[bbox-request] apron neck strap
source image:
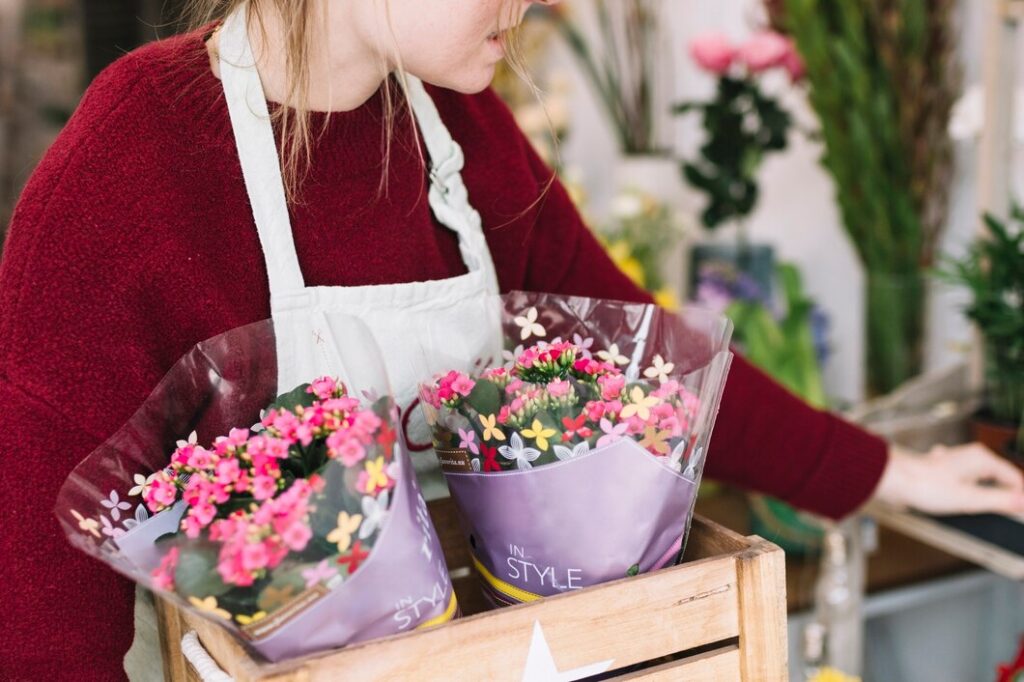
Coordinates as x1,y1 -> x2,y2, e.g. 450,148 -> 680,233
219,5 -> 305,293
218,3 -> 498,299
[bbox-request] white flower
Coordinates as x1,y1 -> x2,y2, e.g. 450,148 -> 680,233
553,441 -> 590,461
133,504 -> 150,524
513,307 -> 546,341
100,491 -> 132,521
498,432 -> 541,470
176,431 -> 198,449
127,472 -> 157,497
471,457 -> 481,472
596,343 -> 629,366
643,354 -> 675,384
611,190 -> 644,220
502,344 -> 526,367
359,491 -> 390,540
668,439 -> 687,471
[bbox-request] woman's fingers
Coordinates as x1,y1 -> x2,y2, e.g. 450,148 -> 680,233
876,444 -> 1024,516
933,443 -> 1024,491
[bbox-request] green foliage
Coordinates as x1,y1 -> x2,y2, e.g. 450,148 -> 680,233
781,0 -> 957,273
783,0 -> 957,394
939,208 -> 1024,423
537,1 -> 662,153
727,264 -> 827,408
674,77 -> 792,230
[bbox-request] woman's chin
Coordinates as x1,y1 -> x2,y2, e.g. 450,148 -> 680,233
429,64 -> 498,95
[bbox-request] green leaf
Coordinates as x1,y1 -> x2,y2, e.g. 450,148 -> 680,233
267,383 -> 316,413
465,380 -> 501,418
175,545 -> 231,598
626,563 -> 640,577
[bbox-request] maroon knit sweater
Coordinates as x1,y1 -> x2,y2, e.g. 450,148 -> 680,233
0,31 -> 887,681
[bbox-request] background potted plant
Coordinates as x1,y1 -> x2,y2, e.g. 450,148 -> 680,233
940,208 -> 1024,462
674,30 -> 801,298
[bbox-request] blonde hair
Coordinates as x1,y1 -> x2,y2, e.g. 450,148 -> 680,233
183,0 -> 552,209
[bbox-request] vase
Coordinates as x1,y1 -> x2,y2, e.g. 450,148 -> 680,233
612,153 -> 682,205
864,270 -> 926,397
611,153 -> 688,298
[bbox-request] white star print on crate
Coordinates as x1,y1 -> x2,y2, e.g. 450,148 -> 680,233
520,621 -> 614,681
498,432 -> 541,470
514,307 -> 546,340
596,343 -> 628,366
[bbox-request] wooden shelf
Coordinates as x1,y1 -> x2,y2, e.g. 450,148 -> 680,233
694,488 -> 973,613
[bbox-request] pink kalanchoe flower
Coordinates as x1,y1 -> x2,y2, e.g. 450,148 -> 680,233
690,32 -> 736,74
308,376 -> 338,401
146,476 -> 178,512
583,400 -> 606,422
241,542 -> 271,573
547,379 -> 571,399
282,521 -> 313,552
598,374 -> 626,401
151,547 -> 179,590
252,475 -> 278,501
738,31 -> 791,73
451,374 -> 475,397
327,432 -> 367,467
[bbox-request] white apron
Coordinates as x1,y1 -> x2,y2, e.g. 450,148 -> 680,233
125,5 -> 502,677
219,4 -> 503,497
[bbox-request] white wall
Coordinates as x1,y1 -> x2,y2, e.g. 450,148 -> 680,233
554,0 -> 1012,406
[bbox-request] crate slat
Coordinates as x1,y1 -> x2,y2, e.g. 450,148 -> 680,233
161,511 -> 787,681
615,645 -> 742,681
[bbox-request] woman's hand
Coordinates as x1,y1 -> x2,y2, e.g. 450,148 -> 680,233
873,443 -> 1024,516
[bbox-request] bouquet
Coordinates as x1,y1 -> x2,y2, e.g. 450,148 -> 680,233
419,292 -> 733,605
57,319 -> 456,662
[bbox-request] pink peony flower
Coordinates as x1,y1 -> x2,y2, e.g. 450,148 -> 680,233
738,31 -> 791,73
690,32 -> 736,74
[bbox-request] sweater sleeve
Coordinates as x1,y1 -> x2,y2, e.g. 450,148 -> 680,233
516,136 -> 889,520
0,378 -> 136,682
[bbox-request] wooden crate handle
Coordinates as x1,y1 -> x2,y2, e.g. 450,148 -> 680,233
734,539 -> 788,681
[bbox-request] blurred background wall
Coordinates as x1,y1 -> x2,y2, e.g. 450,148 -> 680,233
1,0 -> 1022,406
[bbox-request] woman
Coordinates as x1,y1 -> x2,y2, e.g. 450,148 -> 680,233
1,1 -> 1021,679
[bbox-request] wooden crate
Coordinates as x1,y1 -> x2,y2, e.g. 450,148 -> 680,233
157,499 -> 787,681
